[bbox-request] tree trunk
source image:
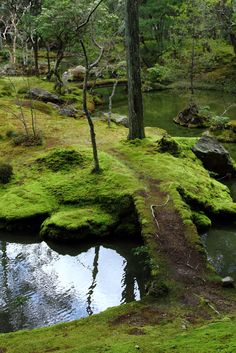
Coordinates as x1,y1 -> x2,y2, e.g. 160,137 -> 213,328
230,33 -> 236,55
33,35 -> 39,76
125,0 -> 145,140
190,35 -> 195,96
45,44 -> 52,79
83,68 -> 100,173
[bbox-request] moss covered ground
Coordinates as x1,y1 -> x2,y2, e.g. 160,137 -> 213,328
1,300 -> 236,353
0,77 -> 236,351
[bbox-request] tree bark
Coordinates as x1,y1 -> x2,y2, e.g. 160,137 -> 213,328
125,0 -> 145,140
80,40 -> 100,173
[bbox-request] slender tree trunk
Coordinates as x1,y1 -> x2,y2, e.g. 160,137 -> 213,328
190,35 -> 195,96
125,0 -> 145,140
12,32 -> 17,65
108,80 -> 118,127
230,33 -> 236,55
33,35 -> 39,76
83,69 -> 100,173
45,44 -> 52,79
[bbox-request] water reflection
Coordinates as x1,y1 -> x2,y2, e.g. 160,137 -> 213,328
99,87 -> 236,137
0,233 -> 148,333
203,226 -> 236,280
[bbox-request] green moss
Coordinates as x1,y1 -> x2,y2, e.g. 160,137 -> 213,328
156,134 -> 181,156
0,301 -> 236,353
40,206 -> 117,240
18,100 -> 54,115
191,211 -> 212,231
36,148 -> 86,172
119,136 -> 236,221
0,147 -> 141,234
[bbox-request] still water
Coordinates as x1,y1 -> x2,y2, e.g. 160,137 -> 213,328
100,87 -> 236,136
100,88 -> 236,281
0,233 -> 147,333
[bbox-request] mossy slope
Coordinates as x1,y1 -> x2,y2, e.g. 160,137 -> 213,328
0,302 -> 236,353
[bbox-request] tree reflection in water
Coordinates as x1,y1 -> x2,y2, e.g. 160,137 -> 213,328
0,233 -> 149,333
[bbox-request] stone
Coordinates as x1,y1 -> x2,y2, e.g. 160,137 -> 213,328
103,113 -> 129,128
174,103 -> 210,128
222,276 -> 235,288
192,135 -> 236,177
59,107 -> 78,118
67,65 -> 86,81
26,88 -> 63,104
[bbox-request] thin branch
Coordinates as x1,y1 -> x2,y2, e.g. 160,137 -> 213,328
76,0 -> 104,32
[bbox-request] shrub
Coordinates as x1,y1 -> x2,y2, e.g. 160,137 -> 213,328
0,163 -> 13,184
0,50 -> 10,61
210,115 -> 230,130
6,130 -> 18,138
13,133 -> 43,147
147,64 -> 172,84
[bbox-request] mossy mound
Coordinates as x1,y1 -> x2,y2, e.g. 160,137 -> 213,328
40,206 -> 118,240
0,183 -> 55,231
191,211 -> 212,231
0,147 -> 141,235
36,148 -> 85,172
156,134 -> 181,156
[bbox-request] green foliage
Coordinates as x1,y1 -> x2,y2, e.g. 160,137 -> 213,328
36,149 -> 85,172
210,115 -> 230,129
0,49 -> 10,61
6,130 -> 18,138
0,163 -> 13,184
147,64 -> 172,84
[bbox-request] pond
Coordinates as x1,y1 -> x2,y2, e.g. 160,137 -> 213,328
99,87 -> 236,137
0,233 -> 148,333
100,87 -> 236,281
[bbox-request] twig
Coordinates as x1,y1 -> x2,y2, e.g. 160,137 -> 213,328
150,195 -> 171,235
187,252 -> 199,271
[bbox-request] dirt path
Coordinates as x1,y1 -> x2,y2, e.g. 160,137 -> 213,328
111,149 -> 236,315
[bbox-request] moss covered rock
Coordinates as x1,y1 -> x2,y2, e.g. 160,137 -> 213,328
40,206 -> 118,240
191,211 -> 212,231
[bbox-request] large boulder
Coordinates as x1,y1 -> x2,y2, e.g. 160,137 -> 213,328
192,135 -> 236,177
102,113 -> 129,128
66,65 -> 86,81
174,103 -> 210,128
26,88 -> 63,104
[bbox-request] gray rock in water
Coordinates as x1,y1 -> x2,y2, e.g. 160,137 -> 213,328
192,135 -> 236,177
26,88 -> 63,104
222,276 -> 235,288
